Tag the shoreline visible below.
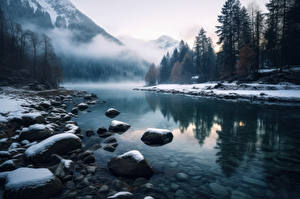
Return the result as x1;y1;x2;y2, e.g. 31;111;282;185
0;86;163;199
134;82;300;105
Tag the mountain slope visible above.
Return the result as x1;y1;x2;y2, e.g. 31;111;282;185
1;0;121;44
151;35;179;50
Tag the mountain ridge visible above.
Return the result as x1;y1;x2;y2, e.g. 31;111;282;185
1;0;122;44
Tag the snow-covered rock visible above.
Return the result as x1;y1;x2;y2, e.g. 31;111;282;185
105;108;120;118
19;124;54;141
107;150;153;179
109;120;130;133
0;159;16;172
64;123;80;134
55;158;74;178
25;133;81;163
141;128;173;146
3;167;62;199
0;151;11;159
77;103;88;111
107;191;133;199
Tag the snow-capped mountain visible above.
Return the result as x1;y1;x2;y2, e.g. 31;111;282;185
1;0;121;44
151;35;179;50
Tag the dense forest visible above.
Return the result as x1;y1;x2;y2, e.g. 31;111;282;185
145;0;300;85
0;6;61;89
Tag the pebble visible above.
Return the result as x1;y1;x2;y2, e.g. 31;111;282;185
98;185;109;193
170;183;179;191
176;173;188;181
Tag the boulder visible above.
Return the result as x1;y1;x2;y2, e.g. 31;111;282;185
55;158;74;179
109;120;130;133
77;103;88;111
4;167;62;199
19;124;54;142
97;127;107;134
99;132;113;138
107;150;153;179
25;133;81;163
0;159;16;172
85;130;95;137
105;108;120;118
71;107;78;115
64;123;80;134
103;144;117;152
141;128;173;146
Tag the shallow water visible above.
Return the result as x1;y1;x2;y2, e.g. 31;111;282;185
66;84;300;199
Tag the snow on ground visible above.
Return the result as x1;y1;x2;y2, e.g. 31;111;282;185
0;94;26;114
118;150;144;162
0;87;43;123
136;82;300;103
5;167;55;190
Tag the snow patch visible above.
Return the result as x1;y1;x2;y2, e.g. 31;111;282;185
111;120;129;127
107;191;133;199
25;133;80;157
118;150;144;162
5;167;55;190
146;128;172;135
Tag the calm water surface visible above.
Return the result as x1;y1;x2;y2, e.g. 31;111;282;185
66;84;300;199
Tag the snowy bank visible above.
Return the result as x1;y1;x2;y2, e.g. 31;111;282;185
134;82;300;104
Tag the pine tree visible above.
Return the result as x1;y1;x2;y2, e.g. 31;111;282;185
216;0;251;78
194;28;216;81
145;63;157;86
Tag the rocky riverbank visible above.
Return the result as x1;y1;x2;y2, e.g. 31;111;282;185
0;86;165;199
134;82;300;105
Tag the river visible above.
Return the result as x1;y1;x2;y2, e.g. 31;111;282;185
65;83;300;199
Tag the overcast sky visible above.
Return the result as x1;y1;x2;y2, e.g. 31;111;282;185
70;0;268;46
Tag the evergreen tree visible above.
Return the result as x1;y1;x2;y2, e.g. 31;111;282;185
216;0;251;78
145;63;157;86
286;0;300;66
159;55;169;83
194;28;216;81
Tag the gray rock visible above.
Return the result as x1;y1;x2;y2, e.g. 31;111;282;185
170;183;179;191
103;144;117;152
25;133;82;163
55;158;74;178
105;108;120;118
109;120;130;133
85;130;95;137
19;124;54;142
104;137;117;144
0;159;16;172
97;127;107;134
71;107;78;115
107;150;153;179
83;155;96;164
4;167;63;199
77;103;88;111
98;185;109;193
141;128;173;146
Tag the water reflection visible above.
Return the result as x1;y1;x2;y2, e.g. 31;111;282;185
144;92;300;188
71;86;300;198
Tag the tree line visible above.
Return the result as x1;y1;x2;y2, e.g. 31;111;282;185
145;0;300;85
0;6;61;88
